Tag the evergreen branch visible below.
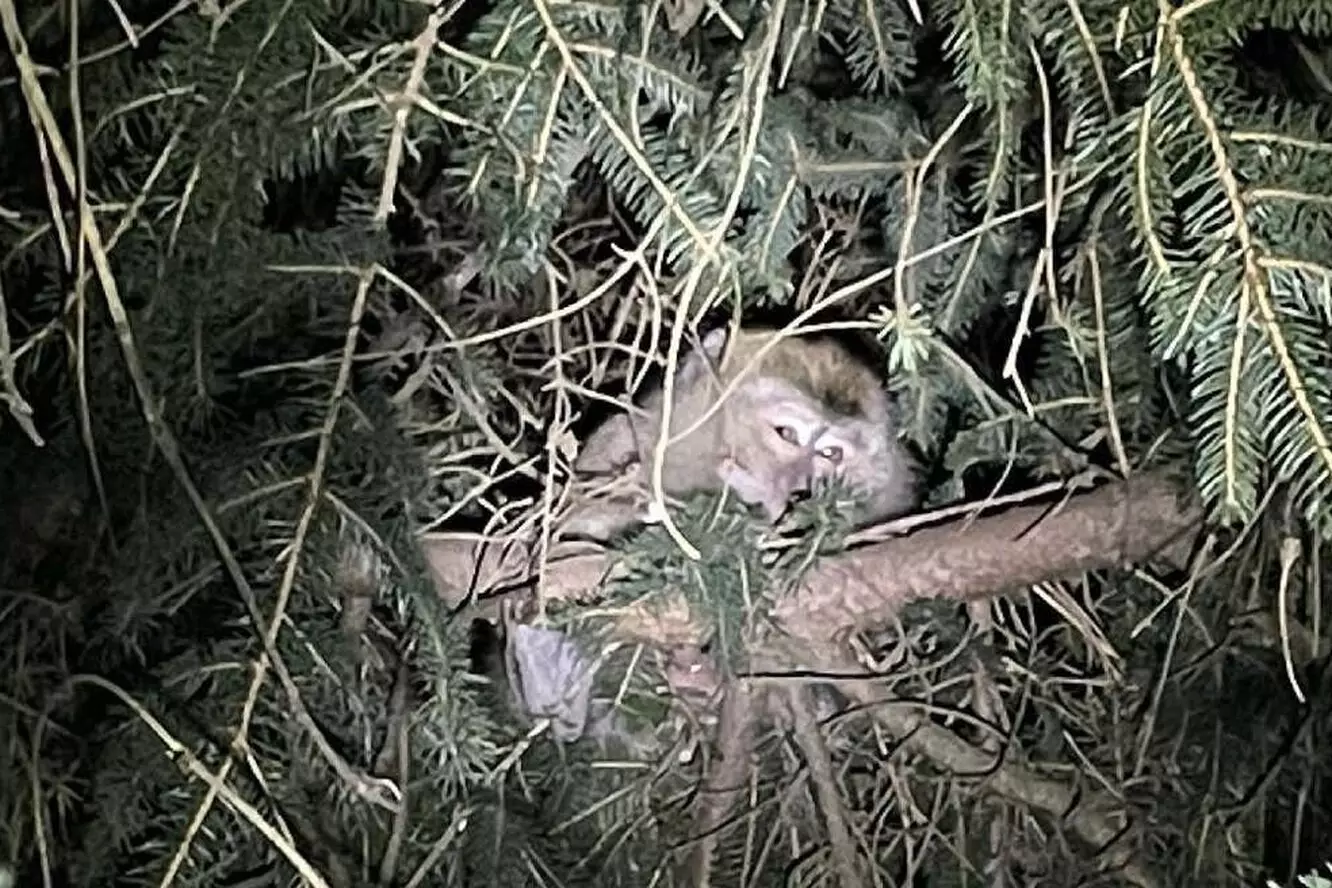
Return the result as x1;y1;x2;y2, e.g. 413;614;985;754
1;42;403;870
372;6;447;224
530;0;720;266
569;41;708;113
889;101;972;319
35;674;334;888
160;266;395;880
939;0;1027;109
817;0;917;95
1163;0;1332;513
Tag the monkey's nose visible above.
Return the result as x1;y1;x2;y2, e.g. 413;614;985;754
791;469;813;499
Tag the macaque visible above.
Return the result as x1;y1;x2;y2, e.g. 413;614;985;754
476;325;922;741
561;324;919;540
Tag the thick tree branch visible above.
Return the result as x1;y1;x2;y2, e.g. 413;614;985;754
419;472;1201;642
772;471;1199;640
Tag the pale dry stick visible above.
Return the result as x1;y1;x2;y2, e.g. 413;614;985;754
244;268;403;803
1230;131;1332;154
1087;236;1131;476
32;675;332;888
582;269;658;395
424;456;543;532
0;0;190;87
1031;42;1061;322
0;275;40;445
470;21;555;194
890;100;973;318
753;149;803;267
791;200;860;314
1129;565;1214;650
306;25;408;95
323;0;475;134
1130;12;1172;280
174;270;401;886
158;657;288;888
1257;255;1332;282
440;367;540;480
633;255;669;391
774;3;808;88
399;806;474;888
1130;573;1195;781
943;92;1012;326
395;221;656;359
1065;0;1115;112
1277;536;1308;704
534;261;577;619
434;44;524;117
25;124;188;323
65;0;121;553
526;65;571;208
1000;46;1061;418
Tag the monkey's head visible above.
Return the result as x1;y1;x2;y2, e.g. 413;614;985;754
687;326;908;523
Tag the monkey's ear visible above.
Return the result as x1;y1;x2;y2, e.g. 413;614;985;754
674;326;731;387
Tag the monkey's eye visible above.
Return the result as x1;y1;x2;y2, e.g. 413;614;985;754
818;445;843;463
774;425;799;444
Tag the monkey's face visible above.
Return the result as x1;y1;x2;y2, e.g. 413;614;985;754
720;382;880;521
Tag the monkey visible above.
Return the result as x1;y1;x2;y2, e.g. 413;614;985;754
560;324;920;542
483;324;922;743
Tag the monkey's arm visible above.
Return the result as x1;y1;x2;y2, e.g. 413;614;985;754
559;495;647;542
557;411;649;541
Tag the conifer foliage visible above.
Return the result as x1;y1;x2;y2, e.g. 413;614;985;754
1;0;1331;885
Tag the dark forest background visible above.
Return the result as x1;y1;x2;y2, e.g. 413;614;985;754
2;0;1332;885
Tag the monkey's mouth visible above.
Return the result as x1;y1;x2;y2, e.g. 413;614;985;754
716;456;798;522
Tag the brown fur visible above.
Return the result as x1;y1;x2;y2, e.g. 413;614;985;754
563;326;918;540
